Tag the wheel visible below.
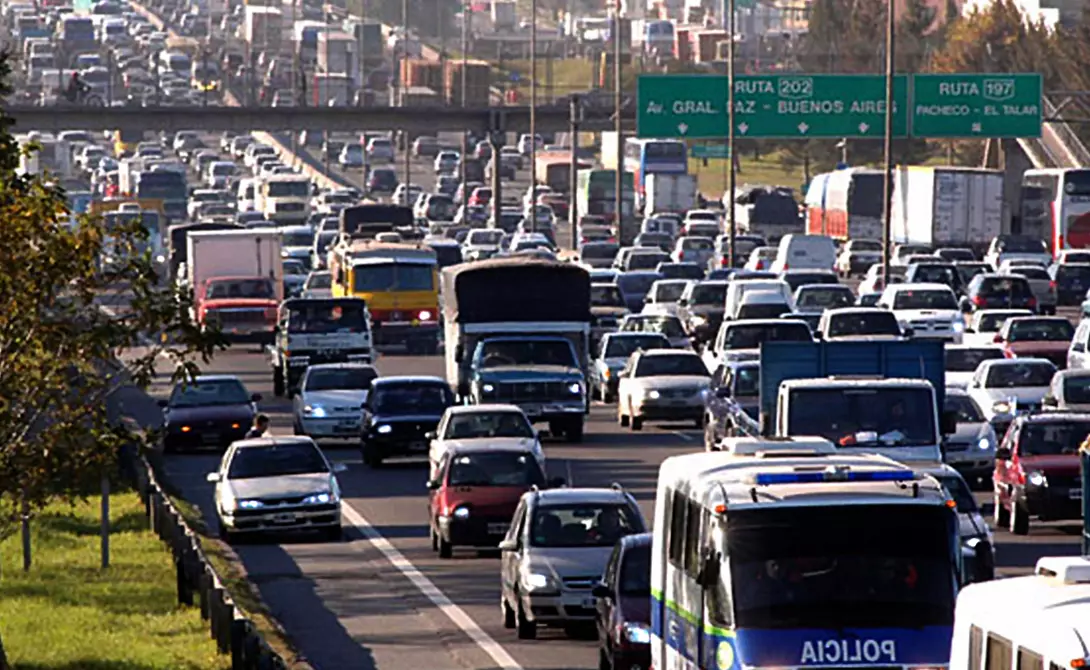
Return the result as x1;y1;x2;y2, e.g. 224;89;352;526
217;520;233;544
993;490;1010;527
273;366;285;397
1010;501;1030;535
324;525;343;542
516;598;537;640
430;524;439;551
293;420;304;435
438;534;453;559
618;409;629;428
631;415;643;431
565;420;584;443
603;387;615;403
362;447;382;468
502;595;516;629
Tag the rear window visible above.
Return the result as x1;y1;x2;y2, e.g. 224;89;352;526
977;276;1033;298
945;348;1006;373
1007;319;1074;342
1008;267;1050;281
1055;264;1090;283
997;236;1047;253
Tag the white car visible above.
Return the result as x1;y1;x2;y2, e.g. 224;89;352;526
941;388;999;484
292;364;379;439
302;270;333;298
943;344;1008;389
858;264;906;295
963;309;1033;347
617;349;711;430
434;151;460;174
642;279;691;316
877;282;964;343
965;358;1057;425
426;404;544;480
207;436;347;542
836;239;883;277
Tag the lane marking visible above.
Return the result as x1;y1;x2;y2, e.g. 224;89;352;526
340;503;524;670
670;430;696;442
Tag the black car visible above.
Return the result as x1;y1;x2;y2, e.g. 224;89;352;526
360;376;456;467
160;375;260;452
1049;262;1090;305
704;360;760;449
677;280;728;348
593;533;652;670
964;273;1038;312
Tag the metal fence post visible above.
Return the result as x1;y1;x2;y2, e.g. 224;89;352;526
200;569;213;621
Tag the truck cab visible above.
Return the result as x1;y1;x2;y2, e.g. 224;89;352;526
257;174;312;226
270;297;374;396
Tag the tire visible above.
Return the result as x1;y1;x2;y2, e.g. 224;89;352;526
430;524;439;552
631;415;643;431
502;596;516;629
618;410;629;428
217;520;233;544
273;366;285;397
324;525;343;542
993;491;1010;527
1010;502;1030;535
438;534;453;559
516;598;537;640
565;420;584;443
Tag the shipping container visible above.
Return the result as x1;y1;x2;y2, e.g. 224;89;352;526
313;72;353;106
401;58;443;91
444;60;491;107
805;168;885;242
396;85;441;107
890;165;1004;248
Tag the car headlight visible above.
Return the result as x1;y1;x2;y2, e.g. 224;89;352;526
624;623;652;644
418;310;432;321
376;424;393;434
302;492;335;505
1027;471;1047;487
304;405;327;418
452;506;470;519
690;315;707;326
481;383;495;393
568;382;582;395
952;319;965;332
523;572;556;592
992;400;1014;415
237;499;263;510
647;389;661;400
977;436;993;451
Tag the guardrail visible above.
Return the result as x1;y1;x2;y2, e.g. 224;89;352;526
128;449;309;670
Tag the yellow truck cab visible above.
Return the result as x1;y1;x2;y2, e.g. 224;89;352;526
330;238;440;353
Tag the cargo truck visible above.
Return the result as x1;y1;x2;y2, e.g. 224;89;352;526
644;172;697;217
317;30;356;82
804;168;885;242
186;229;284;343
490;0;516;31
313;73;353;106
725;340;958;465
535;152;591;193
442;257;591;441
891;166;1004;253
243;6;282;50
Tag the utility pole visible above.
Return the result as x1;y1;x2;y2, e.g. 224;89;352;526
569;94;582;249
726;0;736;267
460;3;469;191
880;0;895;288
358;0;366;105
612;5;623;243
529;0;538;231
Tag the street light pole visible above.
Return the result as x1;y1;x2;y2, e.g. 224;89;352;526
612;5;622;243
880;0;895;287
726;0;736;268
460;3;469;191
529;0;538;232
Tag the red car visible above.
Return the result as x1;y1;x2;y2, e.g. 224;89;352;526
993;411;1090;535
428;444;551;558
992;316;1074;369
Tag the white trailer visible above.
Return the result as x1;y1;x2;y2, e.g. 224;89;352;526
644;172;697;216
186;228;284;300
890;166;1004;248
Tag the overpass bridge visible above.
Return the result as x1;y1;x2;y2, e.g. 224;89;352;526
1018;97;1090;169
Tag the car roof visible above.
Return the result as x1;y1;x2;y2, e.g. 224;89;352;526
636;348;696;357
304;362;376;372
371;375;448;386
446;403;526;415
1017;410;1090;424
231;436;318;450
532;487;633;505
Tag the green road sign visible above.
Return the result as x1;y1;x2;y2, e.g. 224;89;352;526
637;74;909;139
911;73;1042;138
692;144;730;158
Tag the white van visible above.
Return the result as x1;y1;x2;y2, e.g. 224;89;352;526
770;233;838;273
237;177;258;213
950;555;1090;670
724;278;794;318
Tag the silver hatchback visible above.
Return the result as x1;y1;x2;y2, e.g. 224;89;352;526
500;487;646;639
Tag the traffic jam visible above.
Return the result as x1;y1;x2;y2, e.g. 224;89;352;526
12;0;1090;665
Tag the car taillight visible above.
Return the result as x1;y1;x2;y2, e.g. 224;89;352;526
993;334;1004;343
1050;280;1057;291
1028;296;1038;308
972;295;985;306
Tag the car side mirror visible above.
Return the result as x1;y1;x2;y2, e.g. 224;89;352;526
964;537;995;584
1043;395;1059;408
498;538;518;552
157;399;169;408
251;393;262;402
425;431;438;440
426;479;440;490
332;462;348;473
995;446;1012;460
548;476;566;488
206;472;221;483
940;409;959;436
592;583;611;599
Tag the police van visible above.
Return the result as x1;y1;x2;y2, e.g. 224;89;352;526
651;437;962;670
951;556;1090;670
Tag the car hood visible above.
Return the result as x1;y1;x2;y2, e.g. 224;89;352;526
442;485;529;517
592;306;629;319
477;365;583;381
530;546;613;581
302;389;368;409
228;472;333;500
439;437;539;451
946;371;974;389
1020;454;1080;477
166;403;254;425
895;309;960;322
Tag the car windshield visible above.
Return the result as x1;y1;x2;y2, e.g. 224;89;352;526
911;265;960;288
944;394;984;423
479;340;575;368
722;506;955;628
985;363;1055;388
619;544;651;596
591;284;626;307
892;289;957;310
282;229;314;246
681;238;713;251
227;443;329;479
956;263;989;285
945;348;1005;373
1063;376;1090;404
305;367;377;391
787;387;937;446
633;354;708;377
622;315;686;339
604;334;670;359
935;474;977;513
827;311;901;337
530;503;641;548
468;230;504;245
998;236;1047;253
306;273;332;289
286;303;368;333
651;282;688;303
628;252;669;270
353;263;434;292
582;243;619;259
206;278;274;299
732;365;760;396
444;411;534;439
1008;319;1074;342
616;274;660;298
447;451;544;487
266;181;310;198
978;277;1032;299
170;379;250;407
977;311;1029;332
371;383;453;414
1020;420;1090;456
690;283;728;306
796;287;854;309
725;323;812;350
1008;266;1050;281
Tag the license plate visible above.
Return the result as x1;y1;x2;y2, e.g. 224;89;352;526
334;424;356;433
201;433;220;444
1071;489;1083;500
272;513;296;524
409;441;427;452
488;523;509;534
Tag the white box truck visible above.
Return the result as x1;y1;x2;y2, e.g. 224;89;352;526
644;173;697;216
890;166;1004;249
491;1;516;31
186;229;284;342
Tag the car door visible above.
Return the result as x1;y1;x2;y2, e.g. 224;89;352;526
1070;321;1090;370
429;452;451;524
502;499;528;600
597;542;623;644
705;365;730;444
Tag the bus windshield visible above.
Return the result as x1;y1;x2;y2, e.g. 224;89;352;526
786;386;937;447
722;505;956;628
352;262;435;292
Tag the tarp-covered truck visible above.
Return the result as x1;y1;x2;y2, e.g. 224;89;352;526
442;257;592;441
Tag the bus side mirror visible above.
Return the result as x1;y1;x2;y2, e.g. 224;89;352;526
698;549;721;587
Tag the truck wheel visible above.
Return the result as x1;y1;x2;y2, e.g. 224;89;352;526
631;415;643;431
273;366;285;397
565;420;584;443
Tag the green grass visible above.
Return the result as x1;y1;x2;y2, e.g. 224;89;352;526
689;152;809;196
0;492;230;670
505;58;596;101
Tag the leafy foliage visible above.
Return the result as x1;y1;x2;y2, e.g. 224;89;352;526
0;51;221;523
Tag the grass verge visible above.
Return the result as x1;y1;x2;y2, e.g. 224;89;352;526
505;57;596;101
144;450;307;669
689;152;809;195
0;492;229;670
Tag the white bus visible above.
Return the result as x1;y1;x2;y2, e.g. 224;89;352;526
1020;168;1090;255
651;438;963;670
951;556;1090;670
